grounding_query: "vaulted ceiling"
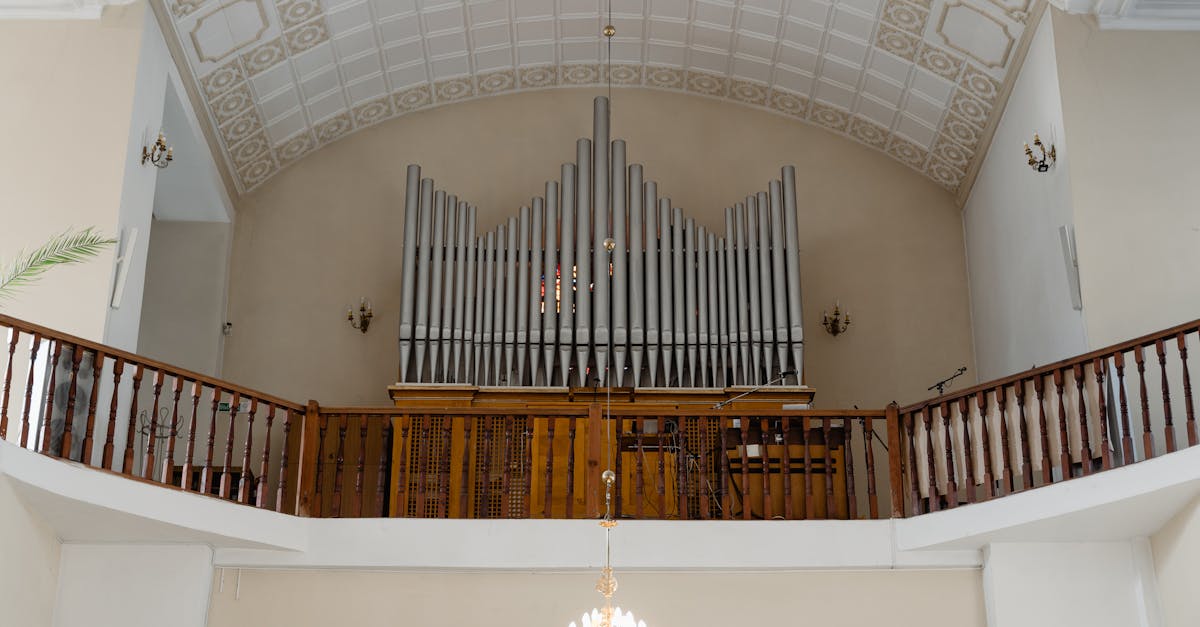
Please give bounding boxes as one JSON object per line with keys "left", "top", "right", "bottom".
{"left": 157, "top": 0, "right": 1039, "bottom": 195}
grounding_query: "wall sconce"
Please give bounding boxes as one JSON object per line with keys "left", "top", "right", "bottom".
{"left": 1024, "top": 133, "right": 1055, "bottom": 172}
{"left": 821, "top": 301, "right": 851, "bottom": 337}
{"left": 347, "top": 298, "right": 373, "bottom": 333}
{"left": 142, "top": 131, "right": 173, "bottom": 169}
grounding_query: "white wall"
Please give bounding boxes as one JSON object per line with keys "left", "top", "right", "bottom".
{"left": 53, "top": 543, "right": 212, "bottom": 627}
{"left": 0, "top": 476, "right": 61, "bottom": 627}
{"left": 983, "top": 541, "right": 1158, "bottom": 627}
{"left": 1153, "top": 495, "right": 1200, "bottom": 627}
{"left": 1051, "top": 11, "right": 1200, "bottom": 348}
{"left": 963, "top": 10, "right": 1087, "bottom": 381}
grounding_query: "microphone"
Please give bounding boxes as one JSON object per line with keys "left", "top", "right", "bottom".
{"left": 714, "top": 370, "right": 798, "bottom": 409}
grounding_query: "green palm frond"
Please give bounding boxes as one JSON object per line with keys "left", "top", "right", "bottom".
{"left": 0, "top": 227, "right": 117, "bottom": 302}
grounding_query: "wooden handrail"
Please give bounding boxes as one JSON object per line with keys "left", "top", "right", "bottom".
{"left": 901, "top": 317, "right": 1200, "bottom": 413}
{"left": 0, "top": 314, "right": 303, "bottom": 412}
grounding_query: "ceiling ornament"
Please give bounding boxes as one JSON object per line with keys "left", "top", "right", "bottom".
{"left": 156, "top": 0, "right": 1040, "bottom": 196}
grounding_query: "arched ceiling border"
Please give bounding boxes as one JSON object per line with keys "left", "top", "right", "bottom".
{"left": 154, "top": 0, "right": 1044, "bottom": 199}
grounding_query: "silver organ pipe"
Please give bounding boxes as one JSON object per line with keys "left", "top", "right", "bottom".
{"left": 397, "top": 96, "right": 804, "bottom": 389}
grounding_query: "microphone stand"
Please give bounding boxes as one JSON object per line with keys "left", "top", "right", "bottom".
{"left": 714, "top": 370, "right": 797, "bottom": 409}
{"left": 928, "top": 366, "right": 968, "bottom": 396}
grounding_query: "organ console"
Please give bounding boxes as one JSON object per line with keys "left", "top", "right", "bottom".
{"left": 397, "top": 95, "right": 805, "bottom": 389}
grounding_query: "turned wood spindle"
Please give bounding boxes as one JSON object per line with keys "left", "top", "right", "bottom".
{"left": 257, "top": 404, "right": 276, "bottom": 508}
{"left": 922, "top": 407, "right": 939, "bottom": 513}
{"left": 1093, "top": 358, "right": 1112, "bottom": 470}
{"left": 781, "top": 415, "right": 793, "bottom": 520}
{"left": 545, "top": 417, "right": 557, "bottom": 518}
{"left": 121, "top": 364, "right": 145, "bottom": 475}
{"left": 1032, "top": 376, "right": 1052, "bottom": 486}
{"left": 566, "top": 416, "right": 576, "bottom": 519}
{"left": 975, "top": 390, "right": 994, "bottom": 500}
{"left": 1052, "top": 369, "right": 1071, "bottom": 478}
{"left": 760, "top": 416, "right": 772, "bottom": 520}
{"left": 995, "top": 385, "right": 1013, "bottom": 496}
{"left": 80, "top": 350, "right": 104, "bottom": 466}
{"left": 276, "top": 408, "right": 294, "bottom": 513}
{"left": 101, "top": 358, "right": 124, "bottom": 469}
{"left": 1072, "top": 363, "right": 1092, "bottom": 475}
{"left": 200, "top": 386, "right": 222, "bottom": 494}
{"left": 160, "top": 376, "right": 184, "bottom": 484}
{"left": 143, "top": 369, "right": 166, "bottom": 478}
{"left": 377, "top": 417, "right": 390, "bottom": 517}
{"left": 416, "top": 415, "right": 430, "bottom": 518}
{"left": 863, "top": 416, "right": 879, "bottom": 519}
{"left": 312, "top": 413, "right": 328, "bottom": 517}
{"left": 634, "top": 417, "right": 645, "bottom": 519}
{"left": 0, "top": 328, "right": 18, "bottom": 440}
{"left": 677, "top": 417, "right": 689, "bottom": 520}
{"left": 501, "top": 416, "right": 514, "bottom": 518}
{"left": 355, "top": 413, "right": 368, "bottom": 517}
{"left": 459, "top": 417, "right": 472, "bottom": 518}
{"left": 1112, "top": 353, "right": 1135, "bottom": 465}
{"left": 1178, "top": 332, "right": 1197, "bottom": 447}
{"left": 439, "top": 415, "right": 453, "bottom": 518}
{"left": 20, "top": 334, "right": 42, "bottom": 449}
{"left": 1014, "top": 382, "right": 1033, "bottom": 490}
{"left": 218, "top": 391, "right": 241, "bottom": 499}
{"left": 238, "top": 398, "right": 258, "bottom": 504}
{"left": 803, "top": 415, "right": 814, "bottom": 518}
{"left": 699, "top": 415, "right": 711, "bottom": 519}
{"left": 823, "top": 417, "right": 834, "bottom": 518}
{"left": 958, "top": 397, "right": 976, "bottom": 504}
{"left": 740, "top": 415, "right": 751, "bottom": 520}
{"left": 40, "top": 341, "right": 62, "bottom": 455}
{"left": 58, "top": 346, "right": 83, "bottom": 459}
{"left": 941, "top": 401, "right": 958, "bottom": 507}
{"left": 904, "top": 413, "right": 920, "bottom": 515}
{"left": 1134, "top": 346, "right": 1154, "bottom": 459}
{"left": 395, "top": 416, "right": 410, "bottom": 518}
{"left": 844, "top": 417, "right": 857, "bottom": 520}
{"left": 331, "top": 414, "right": 348, "bottom": 517}
{"left": 719, "top": 415, "right": 732, "bottom": 520}
{"left": 523, "top": 418, "right": 533, "bottom": 518}
{"left": 1157, "top": 339, "right": 1177, "bottom": 453}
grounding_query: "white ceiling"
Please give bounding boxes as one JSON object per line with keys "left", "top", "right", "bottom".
{"left": 157, "top": 0, "right": 1038, "bottom": 194}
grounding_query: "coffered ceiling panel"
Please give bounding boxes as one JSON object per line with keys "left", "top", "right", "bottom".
{"left": 158, "top": 0, "right": 1038, "bottom": 194}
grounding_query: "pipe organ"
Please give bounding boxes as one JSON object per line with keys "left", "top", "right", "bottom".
{"left": 398, "top": 96, "right": 804, "bottom": 389}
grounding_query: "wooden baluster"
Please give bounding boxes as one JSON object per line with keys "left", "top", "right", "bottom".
{"left": 200, "top": 386, "right": 221, "bottom": 494}
{"left": 440, "top": 415, "right": 453, "bottom": 518}
{"left": 904, "top": 413, "right": 920, "bottom": 514}
{"left": 1112, "top": 353, "right": 1135, "bottom": 464}
{"left": 20, "top": 334, "right": 42, "bottom": 448}
{"left": 0, "top": 328, "right": 17, "bottom": 440}
{"left": 1134, "top": 346, "right": 1154, "bottom": 459}
{"left": 699, "top": 415, "right": 711, "bottom": 519}
{"left": 101, "top": 359, "right": 124, "bottom": 469}
{"left": 40, "top": 340, "right": 62, "bottom": 455}
{"left": 459, "top": 417, "right": 473, "bottom": 518}
{"left": 1072, "top": 363, "right": 1093, "bottom": 475}
{"left": 958, "top": 397, "right": 975, "bottom": 504}
{"left": 276, "top": 408, "right": 294, "bottom": 512}
{"left": 941, "top": 401, "right": 958, "bottom": 507}
{"left": 161, "top": 376, "right": 184, "bottom": 483}
{"left": 417, "top": 415, "right": 430, "bottom": 518}
{"left": 804, "top": 415, "right": 814, "bottom": 518}
{"left": 781, "top": 415, "right": 793, "bottom": 520}
{"left": 219, "top": 392, "right": 241, "bottom": 499}
{"left": 566, "top": 416, "right": 576, "bottom": 519}
{"left": 1179, "top": 332, "right": 1197, "bottom": 447}
{"left": 545, "top": 417, "right": 557, "bottom": 518}
{"left": 1052, "top": 369, "right": 1071, "bottom": 478}
{"left": 823, "top": 417, "right": 834, "bottom": 518}
{"left": 844, "top": 417, "right": 857, "bottom": 520}
{"left": 523, "top": 418, "right": 534, "bottom": 518}
{"left": 634, "top": 417, "right": 645, "bottom": 519}
{"left": 995, "top": 385, "right": 1012, "bottom": 496}
{"left": 656, "top": 418, "right": 665, "bottom": 518}
{"left": 331, "top": 414, "right": 348, "bottom": 517}
{"left": 1093, "top": 358, "right": 1112, "bottom": 470}
{"left": 863, "top": 416, "right": 879, "bottom": 519}
{"left": 922, "top": 407, "right": 939, "bottom": 513}
{"left": 257, "top": 404, "right": 276, "bottom": 508}
{"left": 58, "top": 346, "right": 83, "bottom": 459}
{"left": 1032, "top": 376, "right": 1052, "bottom": 485}
{"left": 759, "top": 416, "right": 772, "bottom": 520}
{"left": 1014, "top": 382, "right": 1033, "bottom": 490}
{"left": 719, "top": 416, "right": 732, "bottom": 520}
{"left": 502, "top": 416, "right": 514, "bottom": 518}
{"left": 395, "top": 415, "right": 410, "bottom": 518}
{"left": 377, "top": 417, "right": 390, "bottom": 517}
{"left": 80, "top": 350, "right": 104, "bottom": 465}
{"left": 739, "top": 415, "right": 751, "bottom": 520}
{"left": 976, "top": 391, "right": 994, "bottom": 499}
{"left": 885, "top": 403, "right": 904, "bottom": 518}
{"left": 238, "top": 398, "right": 258, "bottom": 504}
{"left": 1157, "top": 339, "right": 1177, "bottom": 453}
{"left": 121, "top": 364, "right": 145, "bottom": 475}
{"left": 356, "top": 413, "right": 368, "bottom": 516}
{"left": 312, "top": 413, "right": 328, "bottom": 517}
{"left": 677, "top": 417, "right": 689, "bottom": 520}
{"left": 143, "top": 370, "right": 165, "bottom": 478}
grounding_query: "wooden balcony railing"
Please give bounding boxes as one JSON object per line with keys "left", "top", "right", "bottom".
{"left": 897, "top": 318, "right": 1200, "bottom": 515}
{"left": 2, "top": 312, "right": 1197, "bottom": 520}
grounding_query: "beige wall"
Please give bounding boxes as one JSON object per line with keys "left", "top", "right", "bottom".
{"left": 225, "top": 88, "right": 973, "bottom": 407}
{"left": 0, "top": 477, "right": 60, "bottom": 626}
{"left": 208, "top": 568, "right": 984, "bottom": 627}
{"left": 138, "top": 219, "right": 230, "bottom": 376}
{"left": 1153, "top": 496, "right": 1200, "bottom": 627}
{"left": 0, "top": 6, "right": 145, "bottom": 340}
{"left": 1052, "top": 12, "right": 1200, "bottom": 347}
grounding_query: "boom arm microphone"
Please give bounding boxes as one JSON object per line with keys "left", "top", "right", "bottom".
{"left": 714, "top": 370, "right": 797, "bottom": 409}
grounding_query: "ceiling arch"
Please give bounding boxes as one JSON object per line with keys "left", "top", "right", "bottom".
{"left": 158, "top": 0, "right": 1037, "bottom": 195}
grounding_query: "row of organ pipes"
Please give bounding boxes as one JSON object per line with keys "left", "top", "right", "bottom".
{"left": 397, "top": 96, "right": 804, "bottom": 389}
